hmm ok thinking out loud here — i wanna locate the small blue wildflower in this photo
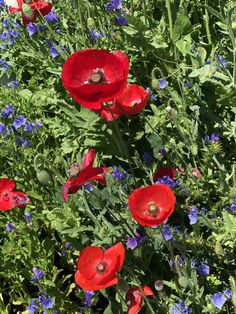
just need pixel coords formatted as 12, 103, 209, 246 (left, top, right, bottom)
204, 133, 220, 144
197, 262, 210, 276
35, 121, 43, 129
39, 296, 55, 309
159, 147, 166, 156
84, 290, 94, 307
155, 176, 179, 189
172, 299, 192, 314
20, 137, 31, 148
2, 64, 9, 71
84, 183, 94, 193
143, 152, 154, 164
115, 16, 128, 26
90, 29, 101, 42
162, 225, 173, 241
24, 123, 34, 132
26, 22, 38, 36
12, 81, 20, 89
188, 207, 198, 225
0, 44, 6, 50
32, 267, 44, 282
158, 79, 168, 89
0, 122, 5, 134
50, 46, 59, 58
112, 167, 126, 181
200, 208, 207, 215
126, 229, 145, 250
229, 200, 236, 213
45, 11, 59, 23
0, 32, 8, 40
25, 212, 31, 223
65, 242, 70, 249
6, 223, 15, 232
10, 30, 20, 38
0, 0, 5, 7
212, 292, 227, 310
37, 24, 48, 32
8, 39, 14, 46
27, 300, 38, 314
12, 115, 27, 129
224, 289, 232, 299
216, 55, 228, 68
105, 0, 122, 11
2, 20, 11, 28
183, 81, 190, 89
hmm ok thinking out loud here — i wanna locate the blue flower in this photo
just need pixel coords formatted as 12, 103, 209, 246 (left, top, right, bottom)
38, 296, 55, 309
162, 225, 173, 241
84, 290, 94, 307
183, 81, 190, 89
84, 183, 94, 193
216, 55, 228, 68
158, 79, 168, 89
229, 200, 236, 213
0, 122, 5, 134
45, 11, 59, 23
197, 262, 210, 276
6, 223, 15, 232
211, 292, 227, 310
25, 212, 31, 223
105, 0, 122, 11
143, 152, 154, 164
188, 207, 198, 225
126, 229, 145, 250
27, 22, 38, 36
27, 300, 38, 314
112, 167, 126, 181
155, 176, 179, 189
115, 16, 128, 26
12, 81, 20, 89
32, 267, 44, 283
159, 147, 166, 157
12, 115, 27, 129
204, 133, 220, 144
21, 137, 31, 148
24, 123, 34, 132
224, 289, 232, 299
35, 121, 43, 129
172, 300, 192, 314
90, 29, 101, 42
50, 46, 59, 58
2, 20, 11, 28
65, 242, 70, 249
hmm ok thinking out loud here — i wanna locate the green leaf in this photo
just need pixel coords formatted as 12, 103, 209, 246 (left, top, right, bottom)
173, 14, 192, 43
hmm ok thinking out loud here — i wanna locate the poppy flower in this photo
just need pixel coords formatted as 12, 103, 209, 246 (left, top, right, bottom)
153, 167, 176, 182
100, 103, 121, 121
114, 84, 148, 115
75, 242, 125, 291
61, 49, 129, 111
9, 0, 53, 25
61, 148, 109, 202
126, 285, 154, 314
0, 178, 30, 211
128, 184, 176, 227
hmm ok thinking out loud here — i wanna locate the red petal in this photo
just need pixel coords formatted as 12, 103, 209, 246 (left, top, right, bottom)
77, 246, 103, 280
143, 285, 154, 296
128, 184, 176, 227
115, 84, 148, 115
0, 178, 15, 192
29, 2, 53, 17
81, 148, 95, 169
126, 288, 142, 314
100, 104, 121, 121
75, 269, 118, 291
0, 191, 14, 211
153, 167, 176, 182
9, 7, 21, 13
104, 242, 125, 274
12, 192, 30, 208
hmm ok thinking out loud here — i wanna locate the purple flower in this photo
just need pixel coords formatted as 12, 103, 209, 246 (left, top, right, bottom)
112, 167, 126, 181
229, 200, 236, 213
204, 133, 220, 144
27, 300, 38, 314
115, 16, 128, 26
200, 208, 207, 215
26, 22, 38, 36
25, 212, 31, 223
45, 11, 59, 23
50, 46, 59, 58
12, 115, 27, 129
38, 296, 55, 309
143, 152, 154, 164
90, 29, 101, 42
172, 300, 192, 314
211, 292, 227, 310
24, 123, 34, 132
6, 223, 15, 232
188, 207, 198, 225
21, 137, 31, 148
12, 81, 20, 89
105, 0, 122, 11
183, 81, 190, 89
65, 242, 70, 249
2, 105, 14, 118
158, 79, 168, 89
159, 147, 166, 157
126, 229, 145, 250
216, 55, 228, 68
84, 290, 94, 307
32, 267, 44, 283
84, 183, 94, 193
2, 20, 11, 28
0, 122, 5, 134
162, 225, 173, 241
197, 262, 210, 276
155, 176, 179, 189
224, 289, 232, 299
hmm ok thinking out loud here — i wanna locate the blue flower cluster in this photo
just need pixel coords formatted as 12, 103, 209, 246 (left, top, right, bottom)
155, 176, 179, 189
105, 0, 128, 26
191, 258, 210, 276
172, 299, 192, 314
0, 104, 43, 148
126, 227, 146, 250
0, 19, 20, 50
211, 289, 232, 310
27, 295, 55, 314
204, 133, 220, 144
112, 166, 127, 181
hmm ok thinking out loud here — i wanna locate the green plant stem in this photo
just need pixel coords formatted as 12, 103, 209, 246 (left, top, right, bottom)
165, 0, 173, 41
205, 0, 212, 44
82, 192, 102, 229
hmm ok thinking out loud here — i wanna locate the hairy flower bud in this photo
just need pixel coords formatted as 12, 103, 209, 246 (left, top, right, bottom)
36, 170, 51, 185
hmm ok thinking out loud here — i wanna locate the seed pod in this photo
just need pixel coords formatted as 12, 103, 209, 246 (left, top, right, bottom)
36, 170, 51, 185
154, 280, 164, 291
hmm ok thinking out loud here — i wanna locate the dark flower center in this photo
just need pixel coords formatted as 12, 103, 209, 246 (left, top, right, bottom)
69, 162, 80, 178
3, 192, 8, 196
88, 69, 107, 84
146, 202, 160, 218
96, 262, 108, 274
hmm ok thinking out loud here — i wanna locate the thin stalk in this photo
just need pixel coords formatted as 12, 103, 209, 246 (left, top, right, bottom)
82, 192, 102, 229
165, 0, 173, 41
205, 0, 212, 44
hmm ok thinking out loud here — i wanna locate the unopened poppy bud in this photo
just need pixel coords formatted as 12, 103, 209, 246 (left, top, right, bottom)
178, 276, 189, 288
116, 277, 129, 292
22, 4, 34, 20
36, 170, 51, 185
151, 78, 159, 90
154, 280, 163, 291
87, 17, 95, 28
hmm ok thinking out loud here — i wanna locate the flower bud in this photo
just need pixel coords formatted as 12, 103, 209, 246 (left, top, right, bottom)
151, 78, 159, 90
178, 276, 189, 288
87, 17, 95, 28
36, 170, 51, 185
154, 280, 164, 291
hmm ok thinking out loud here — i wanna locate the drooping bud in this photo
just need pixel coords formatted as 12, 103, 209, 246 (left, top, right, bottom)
36, 170, 51, 185
87, 17, 95, 28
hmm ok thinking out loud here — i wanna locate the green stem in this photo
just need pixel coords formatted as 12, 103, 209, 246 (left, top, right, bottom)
82, 192, 102, 229
165, 0, 173, 41
205, 0, 212, 44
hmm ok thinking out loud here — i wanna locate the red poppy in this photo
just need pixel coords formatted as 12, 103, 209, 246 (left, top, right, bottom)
153, 167, 176, 183
126, 285, 154, 314
75, 242, 125, 291
61, 49, 129, 111
100, 103, 121, 121
0, 178, 30, 211
61, 148, 109, 202
9, 0, 53, 25
128, 184, 176, 227
114, 84, 148, 115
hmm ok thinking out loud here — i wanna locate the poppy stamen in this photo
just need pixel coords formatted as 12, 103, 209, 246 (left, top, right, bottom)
69, 162, 80, 178
96, 262, 107, 274
88, 69, 107, 85
146, 202, 160, 218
